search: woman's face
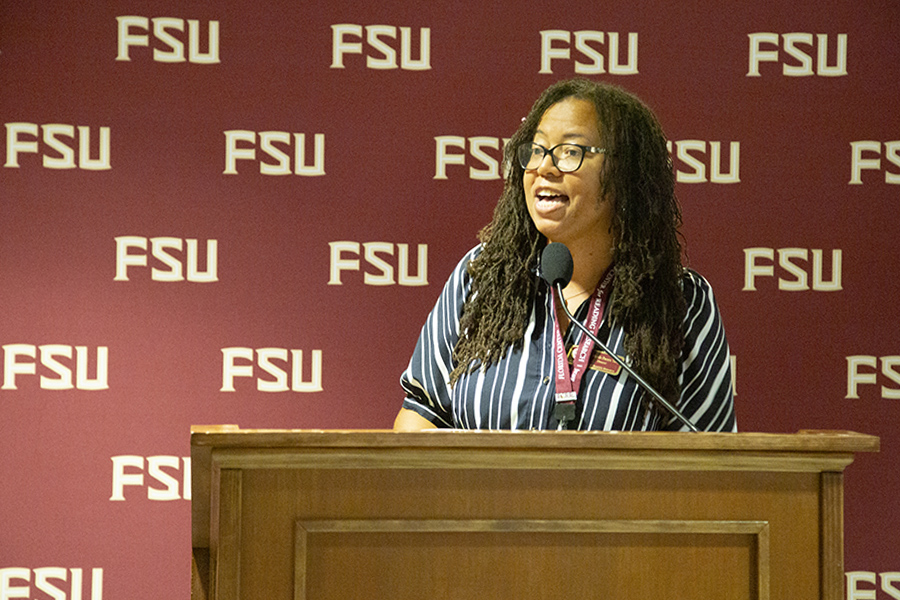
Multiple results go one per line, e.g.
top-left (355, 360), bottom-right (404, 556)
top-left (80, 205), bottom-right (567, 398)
top-left (523, 97), bottom-right (612, 253)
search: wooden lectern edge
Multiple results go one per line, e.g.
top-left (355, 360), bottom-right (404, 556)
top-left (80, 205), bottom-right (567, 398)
top-left (191, 424), bottom-right (240, 434)
top-left (189, 426), bottom-right (880, 454)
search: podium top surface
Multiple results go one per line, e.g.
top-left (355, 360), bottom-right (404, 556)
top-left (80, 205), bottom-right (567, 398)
top-left (190, 426), bottom-right (879, 454)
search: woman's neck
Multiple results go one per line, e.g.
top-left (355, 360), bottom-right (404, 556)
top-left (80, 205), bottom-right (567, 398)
top-left (562, 240), bottom-right (613, 308)
top-left (550, 244), bottom-right (613, 334)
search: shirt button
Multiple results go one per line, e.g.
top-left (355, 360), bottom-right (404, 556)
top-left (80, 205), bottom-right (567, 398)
top-left (543, 376), bottom-right (551, 384)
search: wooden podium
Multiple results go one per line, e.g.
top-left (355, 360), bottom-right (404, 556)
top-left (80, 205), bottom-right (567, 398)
top-left (191, 428), bottom-right (878, 600)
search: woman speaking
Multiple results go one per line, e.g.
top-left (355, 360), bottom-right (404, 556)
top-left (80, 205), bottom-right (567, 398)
top-left (395, 78), bottom-right (736, 433)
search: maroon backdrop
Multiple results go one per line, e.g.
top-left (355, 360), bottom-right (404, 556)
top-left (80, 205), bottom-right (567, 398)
top-left (2, 1), bottom-right (898, 598)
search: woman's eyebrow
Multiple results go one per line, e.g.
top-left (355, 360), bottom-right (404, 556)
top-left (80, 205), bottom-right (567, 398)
top-left (533, 130), bottom-right (593, 142)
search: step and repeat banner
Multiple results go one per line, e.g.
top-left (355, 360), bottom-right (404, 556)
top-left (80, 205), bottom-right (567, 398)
top-left (1, 1), bottom-right (898, 598)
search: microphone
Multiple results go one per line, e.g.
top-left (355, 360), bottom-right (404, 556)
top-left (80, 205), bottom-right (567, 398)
top-left (540, 242), bottom-right (700, 432)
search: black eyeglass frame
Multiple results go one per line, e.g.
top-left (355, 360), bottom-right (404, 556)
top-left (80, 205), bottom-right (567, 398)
top-left (517, 142), bottom-right (607, 173)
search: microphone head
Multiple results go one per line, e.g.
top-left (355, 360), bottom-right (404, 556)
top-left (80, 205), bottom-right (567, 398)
top-left (540, 243), bottom-right (574, 288)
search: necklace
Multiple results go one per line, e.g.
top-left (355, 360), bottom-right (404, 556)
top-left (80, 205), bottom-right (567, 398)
top-left (564, 288), bottom-right (592, 303)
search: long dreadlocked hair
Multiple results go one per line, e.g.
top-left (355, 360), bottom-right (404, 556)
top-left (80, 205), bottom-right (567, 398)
top-left (450, 78), bottom-right (687, 405)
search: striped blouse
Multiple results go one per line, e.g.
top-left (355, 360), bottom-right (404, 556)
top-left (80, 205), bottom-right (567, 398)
top-left (400, 245), bottom-right (737, 432)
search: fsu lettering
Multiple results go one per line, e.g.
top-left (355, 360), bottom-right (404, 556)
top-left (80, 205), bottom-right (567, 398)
top-left (221, 348), bottom-right (323, 393)
top-left (434, 136), bottom-right (510, 180)
top-left (330, 24), bottom-right (431, 70)
top-left (114, 236), bottom-right (218, 282)
top-left (747, 32), bottom-right (847, 77)
top-left (0, 568), bottom-right (103, 600)
top-left (539, 30), bottom-right (638, 75)
top-left (849, 141), bottom-right (900, 184)
top-left (846, 571), bottom-right (900, 600)
top-left (223, 130), bottom-right (325, 176)
top-left (1, 344), bottom-right (109, 391)
top-left (110, 455), bottom-right (191, 501)
top-left (328, 242), bottom-right (428, 286)
top-left (4, 123), bottom-right (111, 170)
top-left (668, 140), bottom-right (741, 184)
top-left (116, 16), bottom-right (220, 63)
top-left (846, 356), bottom-right (900, 400)
top-left (743, 248), bottom-right (842, 292)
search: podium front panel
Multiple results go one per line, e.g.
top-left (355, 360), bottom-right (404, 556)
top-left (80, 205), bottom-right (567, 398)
top-left (190, 429), bottom-right (880, 600)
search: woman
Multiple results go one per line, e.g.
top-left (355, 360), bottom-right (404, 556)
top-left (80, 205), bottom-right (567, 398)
top-left (395, 78), bottom-right (736, 432)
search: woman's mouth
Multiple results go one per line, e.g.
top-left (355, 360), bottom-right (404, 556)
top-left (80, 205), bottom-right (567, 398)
top-left (534, 190), bottom-right (569, 212)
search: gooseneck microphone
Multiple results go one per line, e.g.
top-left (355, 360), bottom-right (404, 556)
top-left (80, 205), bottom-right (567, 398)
top-left (540, 242), bottom-right (700, 432)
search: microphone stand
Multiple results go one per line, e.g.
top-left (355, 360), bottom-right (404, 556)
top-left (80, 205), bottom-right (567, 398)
top-left (553, 282), bottom-right (700, 433)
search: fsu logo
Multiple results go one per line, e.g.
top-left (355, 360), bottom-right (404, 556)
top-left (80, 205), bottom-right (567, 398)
top-left (849, 141), bottom-right (900, 184)
top-left (743, 248), bottom-right (842, 292)
top-left (328, 242), bottom-right (428, 286)
top-left (224, 131), bottom-right (325, 176)
top-left (539, 30), bottom-right (639, 75)
top-left (221, 348), bottom-right (323, 393)
top-left (0, 568), bottom-right (104, 600)
top-left (114, 237), bottom-right (218, 282)
top-left (1, 345), bottom-right (108, 391)
top-left (330, 24), bottom-right (431, 70)
top-left (747, 33), bottom-right (847, 77)
top-left (116, 16), bottom-right (220, 63)
top-left (4, 123), bottom-right (111, 170)
top-left (667, 140), bottom-right (741, 184)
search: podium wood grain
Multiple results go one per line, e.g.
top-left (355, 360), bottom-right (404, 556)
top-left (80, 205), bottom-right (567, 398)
top-left (191, 428), bottom-right (878, 600)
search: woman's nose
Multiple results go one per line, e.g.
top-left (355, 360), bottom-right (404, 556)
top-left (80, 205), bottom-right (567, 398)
top-left (536, 150), bottom-right (560, 176)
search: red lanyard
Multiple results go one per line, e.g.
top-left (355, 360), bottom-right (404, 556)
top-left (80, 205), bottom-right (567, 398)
top-left (551, 268), bottom-right (614, 409)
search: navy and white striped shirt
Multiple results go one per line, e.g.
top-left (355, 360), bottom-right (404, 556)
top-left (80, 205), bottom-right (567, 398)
top-left (401, 246), bottom-right (736, 432)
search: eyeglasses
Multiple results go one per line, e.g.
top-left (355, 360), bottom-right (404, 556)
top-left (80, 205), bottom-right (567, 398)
top-left (517, 142), bottom-right (606, 173)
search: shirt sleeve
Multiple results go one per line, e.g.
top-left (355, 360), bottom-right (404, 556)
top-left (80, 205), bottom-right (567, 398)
top-left (399, 246), bottom-right (479, 427)
top-left (664, 269), bottom-right (738, 432)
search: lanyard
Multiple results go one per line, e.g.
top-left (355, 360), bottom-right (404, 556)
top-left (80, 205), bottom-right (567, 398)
top-left (551, 267), bottom-right (614, 424)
